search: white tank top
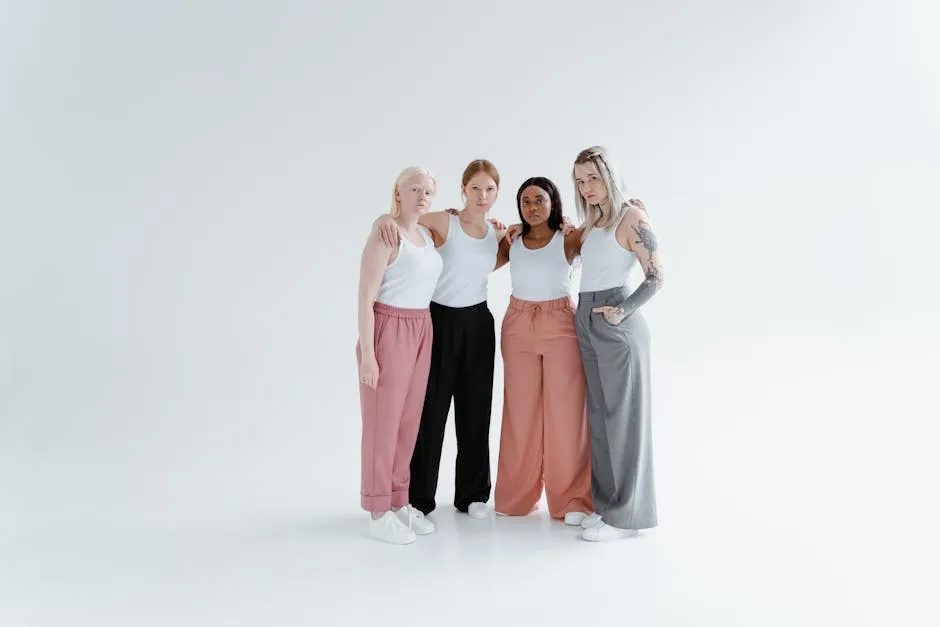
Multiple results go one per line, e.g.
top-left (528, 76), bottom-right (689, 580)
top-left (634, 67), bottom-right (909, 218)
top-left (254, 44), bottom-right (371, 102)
top-left (431, 214), bottom-right (497, 307)
top-left (579, 219), bottom-right (639, 292)
top-left (509, 231), bottom-right (572, 301)
top-left (376, 227), bottom-right (443, 308)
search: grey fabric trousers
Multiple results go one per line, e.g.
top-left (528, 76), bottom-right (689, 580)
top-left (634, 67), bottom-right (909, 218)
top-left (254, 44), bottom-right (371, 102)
top-left (575, 286), bottom-right (657, 530)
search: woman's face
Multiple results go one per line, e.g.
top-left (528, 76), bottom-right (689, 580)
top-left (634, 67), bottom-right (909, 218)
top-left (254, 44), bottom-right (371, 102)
top-left (397, 174), bottom-right (435, 218)
top-left (574, 161), bottom-right (608, 207)
top-left (463, 173), bottom-right (498, 212)
top-left (519, 185), bottom-right (551, 228)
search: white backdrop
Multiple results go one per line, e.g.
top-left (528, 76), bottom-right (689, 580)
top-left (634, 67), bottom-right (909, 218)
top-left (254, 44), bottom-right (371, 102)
top-left (2, 1), bottom-right (939, 626)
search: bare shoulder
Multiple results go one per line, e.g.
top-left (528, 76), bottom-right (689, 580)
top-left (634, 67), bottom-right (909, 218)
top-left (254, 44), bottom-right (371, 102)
top-left (364, 228), bottom-right (396, 257)
top-left (420, 210), bottom-right (451, 224)
top-left (619, 202), bottom-right (651, 229)
top-left (565, 226), bottom-right (586, 244)
top-left (420, 211), bottom-right (451, 236)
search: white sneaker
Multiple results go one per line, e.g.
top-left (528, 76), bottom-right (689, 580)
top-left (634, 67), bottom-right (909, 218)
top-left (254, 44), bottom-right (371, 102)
top-left (369, 511), bottom-right (417, 545)
top-left (564, 511), bottom-right (590, 526)
top-left (580, 512), bottom-right (603, 529)
top-left (394, 504), bottom-right (435, 535)
top-left (580, 521), bottom-right (640, 542)
top-left (467, 502), bottom-right (490, 519)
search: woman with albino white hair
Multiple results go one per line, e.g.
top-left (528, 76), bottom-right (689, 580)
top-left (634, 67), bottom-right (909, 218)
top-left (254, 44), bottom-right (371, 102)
top-left (356, 166), bottom-right (443, 545)
top-left (570, 146), bottom-right (664, 542)
top-left (374, 159), bottom-right (508, 522)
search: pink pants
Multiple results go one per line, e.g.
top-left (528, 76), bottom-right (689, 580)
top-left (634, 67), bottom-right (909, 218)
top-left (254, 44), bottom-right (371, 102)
top-left (357, 302), bottom-right (433, 512)
top-left (494, 295), bottom-right (593, 518)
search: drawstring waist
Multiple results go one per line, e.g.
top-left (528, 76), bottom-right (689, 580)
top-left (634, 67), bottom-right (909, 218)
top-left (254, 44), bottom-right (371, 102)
top-left (507, 295), bottom-right (574, 331)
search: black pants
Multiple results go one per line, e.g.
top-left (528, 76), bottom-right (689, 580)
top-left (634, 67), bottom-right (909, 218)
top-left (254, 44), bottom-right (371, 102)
top-left (409, 301), bottom-right (495, 515)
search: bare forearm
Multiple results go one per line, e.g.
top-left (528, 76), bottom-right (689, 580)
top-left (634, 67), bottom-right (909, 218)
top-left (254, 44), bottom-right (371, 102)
top-left (358, 301), bottom-right (376, 358)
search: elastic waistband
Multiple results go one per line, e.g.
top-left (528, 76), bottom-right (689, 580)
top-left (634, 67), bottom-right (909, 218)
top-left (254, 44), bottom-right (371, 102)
top-left (374, 302), bottom-right (431, 319)
top-left (430, 300), bottom-right (489, 314)
top-left (508, 295), bottom-right (573, 312)
top-left (578, 286), bottom-right (628, 303)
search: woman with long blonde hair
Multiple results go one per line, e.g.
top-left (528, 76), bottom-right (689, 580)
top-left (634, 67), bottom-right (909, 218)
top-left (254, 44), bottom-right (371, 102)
top-left (570, 145), bottom-right (664, 541)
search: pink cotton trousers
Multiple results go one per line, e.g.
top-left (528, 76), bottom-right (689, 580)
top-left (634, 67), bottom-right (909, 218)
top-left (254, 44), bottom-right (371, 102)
top-left (357, 302), bottom-right (433, 512)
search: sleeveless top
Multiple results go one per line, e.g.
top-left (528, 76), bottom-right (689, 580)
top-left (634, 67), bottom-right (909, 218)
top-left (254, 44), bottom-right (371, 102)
top-left (509, 230), bottom-right (572, 301)
top-left (431, 214), bottom-right (498, 307)
top-left (376, 226), bottom-right (443, 308)
top-left (579, 217), bottom-right (639, 292)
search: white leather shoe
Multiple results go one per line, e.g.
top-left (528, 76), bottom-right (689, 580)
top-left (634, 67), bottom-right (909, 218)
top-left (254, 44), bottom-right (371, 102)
top-left (467, 502), bottom-right (490, 519)
top-left (580, 522), bottom-right (639, 542)
top-left (580, 512), bottom-right (603, 529)
top-left (564, 511), bottom-right (590, 526)
top-left (369, 511), bottom-right (417, 545)
top-left (394, 505), bottom-right (435, 535)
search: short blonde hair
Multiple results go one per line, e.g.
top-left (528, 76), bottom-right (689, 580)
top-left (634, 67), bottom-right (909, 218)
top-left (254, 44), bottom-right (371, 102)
top-left (391, 166), bottom-right (437, 217)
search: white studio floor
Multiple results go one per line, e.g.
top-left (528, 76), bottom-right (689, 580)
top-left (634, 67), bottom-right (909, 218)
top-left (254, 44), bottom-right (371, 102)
top-left (2, 334), bottom-right (937, 627)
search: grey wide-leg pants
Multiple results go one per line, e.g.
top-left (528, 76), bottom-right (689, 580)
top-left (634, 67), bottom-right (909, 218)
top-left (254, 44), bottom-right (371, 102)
top-left (575, 286), bottom-right (657, 530)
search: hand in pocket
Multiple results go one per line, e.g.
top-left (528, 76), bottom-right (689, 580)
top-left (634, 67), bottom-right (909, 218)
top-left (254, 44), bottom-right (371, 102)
top-left (592, 305), bottom-right (627, 326)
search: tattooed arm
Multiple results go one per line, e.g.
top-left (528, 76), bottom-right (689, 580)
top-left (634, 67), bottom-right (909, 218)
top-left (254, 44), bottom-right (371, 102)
top-left (593, 200), bottom-right (664, 325)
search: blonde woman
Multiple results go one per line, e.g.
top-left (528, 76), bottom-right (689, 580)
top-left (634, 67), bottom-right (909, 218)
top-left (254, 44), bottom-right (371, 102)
top-left (375, 159), bottom-right (508, 521)
top-left (571, 146), bottom-right (664, 541)
top-left (357, 166), bottom-right (443, 545)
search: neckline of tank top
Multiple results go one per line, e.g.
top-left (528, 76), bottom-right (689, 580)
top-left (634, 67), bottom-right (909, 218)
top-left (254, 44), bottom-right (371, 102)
top-left (400, 227), bottom-right (432, 249)
top-left (591, 210), bottom-right (630, 233)
top-left (587, 216), bottom-right (636, 256)
top-left (515, 229), bottom-right (562, 252)
top-left (450, 212), bottom-right (492, 241)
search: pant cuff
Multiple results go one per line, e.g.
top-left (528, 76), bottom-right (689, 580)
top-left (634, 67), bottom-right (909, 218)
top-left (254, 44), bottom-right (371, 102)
top-left (361, 493), bottom-right (392, 512)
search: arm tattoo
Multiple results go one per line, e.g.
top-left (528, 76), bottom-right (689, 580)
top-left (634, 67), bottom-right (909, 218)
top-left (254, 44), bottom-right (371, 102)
top-left (617, 273), bottom-right (662, 320)
top-left (616, 221), bottom-right (663, 321)
top-left (632, 221), bottom-right (658, 254)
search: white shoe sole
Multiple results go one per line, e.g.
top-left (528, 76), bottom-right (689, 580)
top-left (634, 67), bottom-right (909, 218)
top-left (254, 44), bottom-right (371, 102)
top-left (580, 528), bottom-right (639, 542)
top-left (370, 531), bottom-right (417, 545)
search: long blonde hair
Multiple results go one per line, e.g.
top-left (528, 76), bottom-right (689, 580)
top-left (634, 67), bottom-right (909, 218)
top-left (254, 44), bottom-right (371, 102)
top-left (572, 146), bottom-right (630, 236)
top-left (390, 166), bottom-right (437, 217)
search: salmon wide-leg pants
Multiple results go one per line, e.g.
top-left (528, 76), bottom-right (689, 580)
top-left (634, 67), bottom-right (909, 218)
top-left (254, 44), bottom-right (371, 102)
top-left (494, 296), bottom-right (593, 518)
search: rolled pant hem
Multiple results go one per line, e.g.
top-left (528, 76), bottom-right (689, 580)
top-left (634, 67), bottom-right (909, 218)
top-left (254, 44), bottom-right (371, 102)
top-left (361, 494), bottom-right (392, 512)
